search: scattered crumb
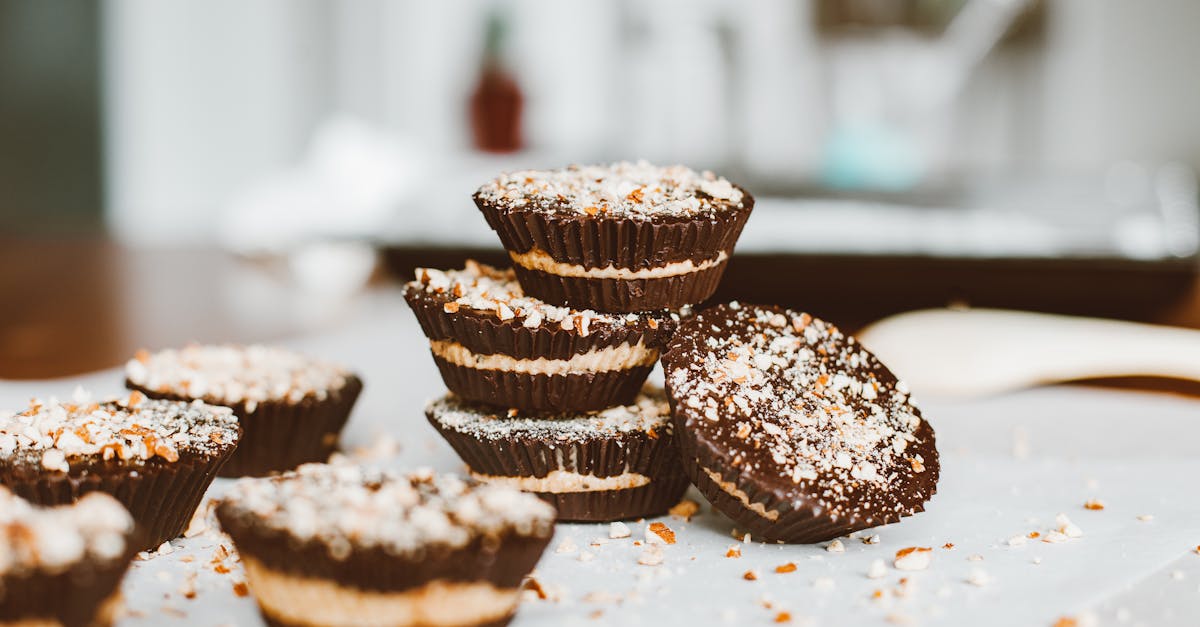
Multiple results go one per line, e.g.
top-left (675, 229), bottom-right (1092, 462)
top-left (1137, 514), bottom-right (1155, 522)
top-left (1032, 556), bottom-right (1043, 565)
top-left (775, 562), bottom-right (797, 574)
top-left (942, 542), bottom-right (955, 550)
top-left (894, 547), bottom-right (932, 571)
top-left (1042, 531), bottom-right (1069, 544)
top-left (863, 534), bottom-right (881, 545)
top-left (669, 498), bottom-right (700, 521)
top-left (1052, 617), bottom-right (1078, 627)
top-left (744, 570), bottom-right (759, 581)
top-left (774, 611), bottom-right (792, 623)
top-left (590, 537), bottom-right (609, 547)
top-left (1012, 425), bottom-right (1031, 459)
top-left (1007, 535), bottom-right (1027, 547)
top-left (556, 538), bottom-right (578, 554)
top-left (1083, 499), bottom-right (1105, 511)
top-left (886, 612), bottom-right (916, 625)
top-left (178, 573), bottom-right (197, 599)
top-left (967, 554), bottom-right (984, 562)
top-left (826, 539), bottom-right (845, 553)
top-left (521, 577), bottom-right (548, 601)
top-left (184, 500), bottom-right (214, 538)
top-left (742, 532), bottom-right (752, 544)
top-left (609, 522), bottom-right (631, 539)
top-left (231, 581), bottom-right (249, 597)
top-left (1056, 513), bottom-right (1083, 538)
top-left (726, 545), bottom-right (742, 558)
top-left (965, 568), bottom-right (991, 587)
top-left (867, 559), bottom-right (888, 579)
top-left (578, 551), bottom-right (595, 563)
top-left (589, 609), bottom-right (604, 620)
top-left (646, 522), bottom-right (676, 545)
top-left (637, 545), bottom-right (664, 567)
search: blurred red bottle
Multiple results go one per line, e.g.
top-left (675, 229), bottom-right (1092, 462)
top-left (469, 11), bottom-right (523, 153)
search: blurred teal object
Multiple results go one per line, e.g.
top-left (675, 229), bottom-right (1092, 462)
top-left (822, 123), bottom-right (923, 191)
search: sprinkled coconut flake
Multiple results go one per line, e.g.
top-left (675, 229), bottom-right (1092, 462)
top-left (476, 161), bottom-right (746, 219)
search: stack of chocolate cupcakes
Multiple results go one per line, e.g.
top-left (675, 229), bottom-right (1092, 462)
top-left (408, 162), bottom-right (754, 522)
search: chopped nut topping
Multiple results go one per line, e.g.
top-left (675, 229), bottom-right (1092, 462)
top-left (669, 498), bottom-right (700, 521)
top-left (867, 559), bottom-right (888, 579)
top-left (826, 539), bottom-right (845, 553)
top-left (744, 570), bottom-right (759, 581)
top-left (646, 522), bottom-right (676, 545)
top-left (637, 545), bottom-right (664, 566)
top-left (893, 547), bottom-right (932, 571)
top-left (775, 562), bottom-right (797, 574)
top-left (1083, 499), bottom-right (1105, 511)
top-left (609, 521), bottom-right (632, 539)
top-left (726, 545), bottom-right (742, 558)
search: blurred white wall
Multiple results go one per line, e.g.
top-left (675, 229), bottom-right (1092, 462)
top-left (103, 0), bottom-right (1200, 245)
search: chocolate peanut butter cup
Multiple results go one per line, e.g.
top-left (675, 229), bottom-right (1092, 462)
top-left (662, 303), bottom-right (939, 544)
top-left (474, 161), bottom-right (754, 312)
top-left (0, 391), bottom-right (240, 550)
top-left (125, 344), bottom-right (362, 477)
top-left (405, 261), bottom-right (683, 412)
top-left (216, 464), bottom-right (555, 627)
top-left (426, 387), bottom-right (689, 522)
top-left (0, 489), bottom-right (137, 627)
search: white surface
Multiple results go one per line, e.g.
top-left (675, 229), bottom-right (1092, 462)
top-left (858, 308), bottom-right (1200, 398)
top-left (3, 290), bottom-right (1199, 626)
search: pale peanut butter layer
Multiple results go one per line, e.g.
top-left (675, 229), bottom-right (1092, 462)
top-left (509, 248), bottom-right (727, 280)
top-left (429, 340), bottom-right (657, 375)
top-left (242, 557), bottom-right (519, 627)
top-left (702, 467), bottom-right (780, 521)
top-left (470, 469), bottom-right (652, 494)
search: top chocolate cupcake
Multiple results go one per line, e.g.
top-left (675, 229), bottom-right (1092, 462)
top-left (474, 161), bottom-right (754, 312)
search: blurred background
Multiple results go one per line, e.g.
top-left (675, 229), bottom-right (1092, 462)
top-left (4, 0), bottom-right (1200, 378)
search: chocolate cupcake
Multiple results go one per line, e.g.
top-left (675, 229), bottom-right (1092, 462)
top-left (0, 391), bottom-right (241, 550)
top-left (662, 302), bottom-right (939, 544)
top-left (0, 489), bottom-right (137, 627)
top-left (426, 387), bottom-right (689, 522)
top-left (474, 161), bottom-right (754, 313)
top-left (125, 344), bottom-right (362, 477)
top-left (404, 261), bottom-right (683, 412)
top-left (216, 464), bottom-right (556, 627)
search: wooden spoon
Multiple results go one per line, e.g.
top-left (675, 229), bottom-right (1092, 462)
top-left (857, 308), bottom-right (1200, 398)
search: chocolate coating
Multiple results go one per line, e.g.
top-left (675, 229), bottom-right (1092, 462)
top-left (426, 391), bottom-right (690, 522)
top-left (662, 303), bottom-right (939, 543)
top-left (128, 376), bottom-right (362, 478)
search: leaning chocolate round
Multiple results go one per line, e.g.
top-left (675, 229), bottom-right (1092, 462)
top-left (405, 261), bottom-right (682, 412)
top-left (0, 392), bottom-right (241, 550)
top-left (125, 345), bottom-right (362, 477)
top-left (0, 490), bottom-right (137, 627)
top-left (426, 388), bottom-right (689, 522)
top-left (474, 162), bottom-right (754, 312)
top-left (662, 303), bottom-right (939, 543)
top-left (216, 464), bottom-right (555, 627)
